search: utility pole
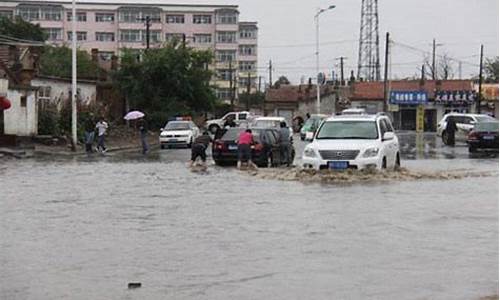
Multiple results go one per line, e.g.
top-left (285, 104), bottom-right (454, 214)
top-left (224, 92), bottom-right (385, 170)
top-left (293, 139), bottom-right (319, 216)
top-left (258, 76), bottom-right (262, 92)
top-left (268, 60), bottom-right (273, 89)
top-left (336, 56), bottom-right (347, 85)
top-left (477, 44), bottom-right (484, 114)
top-left (421, 64), bottom-right (425, 81)
top-left (71, 0), bottom-right (77, 151)
top-left (229, 57), bottom-right (234, 110)
top-left (246, 72), bottom-right (251, 110)
top-left (431, 39), bottom-right (444, 80)
top-left (138, 15), bottom-right (160, 50)
top-left (383, 32), bottom-right (390, 113)
top-left (458, 61), bottom-right (462, 80)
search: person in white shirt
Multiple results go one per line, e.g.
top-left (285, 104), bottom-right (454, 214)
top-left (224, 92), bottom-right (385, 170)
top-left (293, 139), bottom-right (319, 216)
top-left (95, 117), bottom-right (108, 152)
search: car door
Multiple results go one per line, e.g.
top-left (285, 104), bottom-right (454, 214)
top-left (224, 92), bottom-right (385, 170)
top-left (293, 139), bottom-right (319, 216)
top-left (383, 119), bottom-right (398, 165)
top-left (379, 119), bottom-right (395, 166)
top-left (456, 116), bottom-right (474, 142)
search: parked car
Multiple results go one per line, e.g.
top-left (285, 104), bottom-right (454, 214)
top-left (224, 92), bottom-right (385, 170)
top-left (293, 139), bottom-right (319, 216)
top-left (159, 120), bottom-right (200, 149)
top-left (437, 113), bottom-right (495, 144)
top-left (251, 116), bottom-right (293, 140)
top-left (206, 111), bottom-right (254, 134)
top-left (466, 121), bottom-right (499, 153)
top-left (302, 114), bottom-right (400, 170)
top-left (212, 127), bottom-right (295, 167)
top-left (300, 114), bottom-right (328, 141)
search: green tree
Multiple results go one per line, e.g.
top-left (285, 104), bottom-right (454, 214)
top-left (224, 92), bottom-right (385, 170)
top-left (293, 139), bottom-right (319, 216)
top-left (273, 75), bottom-right (290, 88)
top-left (0, 16), bottom-right (47, 41)
top-left (238, 91), bottom-right (265, 109)
top-left (113, 41), bottom-right (216, 127)
top-left (39, 45), bottom-right (101, 79)
top-left (484, 56), bottom-right (499, 83)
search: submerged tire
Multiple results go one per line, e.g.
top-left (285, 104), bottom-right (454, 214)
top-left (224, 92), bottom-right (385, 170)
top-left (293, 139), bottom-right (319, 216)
top-left (394, 153), bottom-right (401, 170)
top-left (382, 157), bottom-right (387, 169)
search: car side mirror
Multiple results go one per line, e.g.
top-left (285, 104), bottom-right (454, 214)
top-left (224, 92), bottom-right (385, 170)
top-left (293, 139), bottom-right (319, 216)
top-left (383, 132), bottom-right (395, 141)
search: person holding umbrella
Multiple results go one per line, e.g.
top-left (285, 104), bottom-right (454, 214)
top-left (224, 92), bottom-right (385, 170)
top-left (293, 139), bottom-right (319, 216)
top-left (124, 110), bottom-right (148, 154)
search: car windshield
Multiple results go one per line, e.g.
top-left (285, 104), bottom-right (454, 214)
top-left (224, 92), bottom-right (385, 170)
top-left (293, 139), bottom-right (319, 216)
top-left (253, 120), bottom-right (281, 128)
top-left (303, 118), bottom-right (320, 131)
top-left (221, 128), bottom-right (262, 142)
top-left (316, 121), bottom-right (378, 139)
top-left (165, 122), bottom-right (190, 130)
top-left (474, 122), bottom-right (499, 132)
top-left (475, 115), bottom-right (496, 123)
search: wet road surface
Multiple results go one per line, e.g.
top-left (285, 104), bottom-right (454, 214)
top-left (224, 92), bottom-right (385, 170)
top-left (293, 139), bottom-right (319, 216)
top-left (1, 133), bottom-right (498, 300)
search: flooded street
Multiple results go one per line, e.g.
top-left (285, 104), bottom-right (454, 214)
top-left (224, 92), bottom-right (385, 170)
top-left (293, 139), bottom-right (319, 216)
top-left (1, 133), bottom-right (498, 300)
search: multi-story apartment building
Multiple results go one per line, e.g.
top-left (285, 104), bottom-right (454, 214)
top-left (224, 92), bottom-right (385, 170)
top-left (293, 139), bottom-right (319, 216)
top-left (0, 0), bottom-right (258, 101)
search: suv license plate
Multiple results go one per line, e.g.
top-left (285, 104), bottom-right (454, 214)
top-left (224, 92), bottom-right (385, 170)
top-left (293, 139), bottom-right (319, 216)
top-left (483, 135), bottom-right (495, 140)
top-left (328, 161), bottom-right (349, 170)
top-left (228, 145), bottom-right (238, 150)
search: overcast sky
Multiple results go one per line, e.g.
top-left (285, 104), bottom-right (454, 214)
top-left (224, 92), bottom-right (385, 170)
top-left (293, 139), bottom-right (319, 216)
top-left (76, 0), bottom-right (498, 83)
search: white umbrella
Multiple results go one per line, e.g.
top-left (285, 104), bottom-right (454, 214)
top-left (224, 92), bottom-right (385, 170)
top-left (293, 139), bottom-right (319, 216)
top-left (124, 110), bottom-right (145, 120)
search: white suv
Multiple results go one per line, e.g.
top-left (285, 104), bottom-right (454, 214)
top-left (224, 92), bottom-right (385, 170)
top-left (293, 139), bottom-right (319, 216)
top-left (302, 114), bottom-right (400, 170)
top-left (206, 111), bottom-right (254, 134)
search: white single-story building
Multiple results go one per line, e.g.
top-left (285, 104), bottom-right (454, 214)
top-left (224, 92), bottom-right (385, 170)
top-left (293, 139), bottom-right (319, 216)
top-left (31, 75), bottom-right (97, 109)
top-left (1, 78), bottom-right (39, 136)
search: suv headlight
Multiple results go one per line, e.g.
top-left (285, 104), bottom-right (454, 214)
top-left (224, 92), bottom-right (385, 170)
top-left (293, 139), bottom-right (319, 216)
top-left (362, 147), bottom-right (379, 158)
top-left (303, 147), bottom-right (317, 158)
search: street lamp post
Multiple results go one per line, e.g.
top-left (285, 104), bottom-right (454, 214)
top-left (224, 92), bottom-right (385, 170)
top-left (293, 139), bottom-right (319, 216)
top-left (71, 0), bottom-right (77, 151)
top-left (315, 5), bottom-right (335, 115)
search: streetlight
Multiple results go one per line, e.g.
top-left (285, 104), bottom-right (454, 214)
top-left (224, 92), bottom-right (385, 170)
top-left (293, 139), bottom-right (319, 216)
top-left (315, 5), bottom-right (335, 115)
top-left (71, 0), bottom-right (77, 150)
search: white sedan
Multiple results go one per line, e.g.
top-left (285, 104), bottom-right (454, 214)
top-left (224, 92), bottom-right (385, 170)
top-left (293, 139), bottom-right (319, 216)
top-left (159, 120), bottom-right (200, 149)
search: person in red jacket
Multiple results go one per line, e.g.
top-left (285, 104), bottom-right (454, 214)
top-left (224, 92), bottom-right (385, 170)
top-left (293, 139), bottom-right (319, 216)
top-left (237, 129), bottom-right (256, 169)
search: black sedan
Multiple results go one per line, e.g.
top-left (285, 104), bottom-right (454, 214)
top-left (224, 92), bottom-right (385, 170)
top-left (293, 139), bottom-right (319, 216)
top-left (467, 121), bottom-right (499, 153)
top-left (212, 127), bottom-right (295, 167)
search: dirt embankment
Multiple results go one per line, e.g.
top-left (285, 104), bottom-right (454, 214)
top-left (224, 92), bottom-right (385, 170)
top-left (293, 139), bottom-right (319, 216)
top-left (246, 167), bottom-right (496, 184)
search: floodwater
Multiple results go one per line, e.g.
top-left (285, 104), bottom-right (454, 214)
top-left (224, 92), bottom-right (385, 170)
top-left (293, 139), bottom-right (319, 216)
top-left (0, 133), bottom-right (498, 300)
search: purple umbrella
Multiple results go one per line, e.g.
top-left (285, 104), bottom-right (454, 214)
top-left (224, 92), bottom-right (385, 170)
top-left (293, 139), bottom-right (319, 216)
top-left (124, 110), bottom-right (145, 120)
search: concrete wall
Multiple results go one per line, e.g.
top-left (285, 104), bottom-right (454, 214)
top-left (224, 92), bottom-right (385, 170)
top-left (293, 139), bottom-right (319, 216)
top-left (4, 89), bottom-right (38, 136)
top-left (31, 77), bottom-right (97, 109)
top-left (297, 93), bottom-right (336, 117)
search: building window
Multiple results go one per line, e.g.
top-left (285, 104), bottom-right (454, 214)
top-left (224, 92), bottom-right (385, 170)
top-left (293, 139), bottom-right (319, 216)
top-left (99, 51), bottom-right (114, 61)
top-left (67, 12), bottom-right (87, 22)
top-left (120, 29), bottom-right (141, 42)
top-left (119, 9), bottom-right (160, 23)
top-left (193, 15), bottom-right (211, 24)
top-left (17, 6), bottom-right (40, 21)
top-left (119, 9), bottom-right (141, 23)
top-left (240, 29), bottom-right (256, 39)
top-left (143, 30), bottom-right (161, 43)
top-left (193, 34), bottom-right (212, 44)
top-left (95, 13), bottom-right (114, 22)
top-left (239, 45), bottom-right (256, 56)
top-left (20, 96), bottom-right (27, 107)
top-left (41, 7), bottom-right (62, 21)
top-left (38, 86), bottom-right (51, 100)
top-left (239, 77), bottom-right (255, 87)
top-left (0, 10), bottom-right (13, 19)
top-left (239, 61), bottom-right (255, 72)
top-left (67, 31), bottom-right (87, 41)
top-left (215, 50), bottom-right (236, 62)
top-left (95, 32), bottom-right (115, 42)
top-left (216, 31), bottom-right (236, 44)
top-left (44, 28), bottom-right (62, 41)
top-left (165, 33), bottom-right (184, 42)
top-left (216, 12), bottom-right (237, 24)
top-left (166, 14), bottom-right (184, 24)
top-left (216, 88), bottom-right (232, 100)
top-left (217, 69), bottom-right (232, 81)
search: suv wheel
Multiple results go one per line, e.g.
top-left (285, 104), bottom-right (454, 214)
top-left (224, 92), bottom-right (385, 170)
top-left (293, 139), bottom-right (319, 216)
top-left (394, 153), bottom-right (401, 170)
top-left (209, 125), bottom-right (219, 134)
top-left (382, 157), bottom-right (387, 169)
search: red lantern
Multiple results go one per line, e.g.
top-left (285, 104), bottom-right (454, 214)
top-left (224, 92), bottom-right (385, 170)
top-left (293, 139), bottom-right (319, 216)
top-left (0, 96), bottom-right (11, 110)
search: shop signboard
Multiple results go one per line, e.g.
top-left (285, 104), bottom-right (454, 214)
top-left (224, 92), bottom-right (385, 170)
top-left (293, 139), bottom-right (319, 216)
top-left (435, 90), bottom-right (476, 104)
top-left (390, 91), bottom-right (428, 105)
top-left (416, 104), bottom-right (425, 133)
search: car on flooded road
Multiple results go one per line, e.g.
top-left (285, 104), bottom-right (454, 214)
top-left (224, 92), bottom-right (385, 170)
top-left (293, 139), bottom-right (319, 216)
top-left (302, 114), bottom-right (400, 170)
top-left (251, 116), bottom-right (293, 141)
top-left (467, 121), bottom-right (499, 153)
top-left (437, 113), bottom-right (496, 145)
top-left (159, 120), bottom-right (200, 149)
top-left (212, 127), bottom-right (295, 167)
top-left (300, 114), bottom-right (328, 141)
